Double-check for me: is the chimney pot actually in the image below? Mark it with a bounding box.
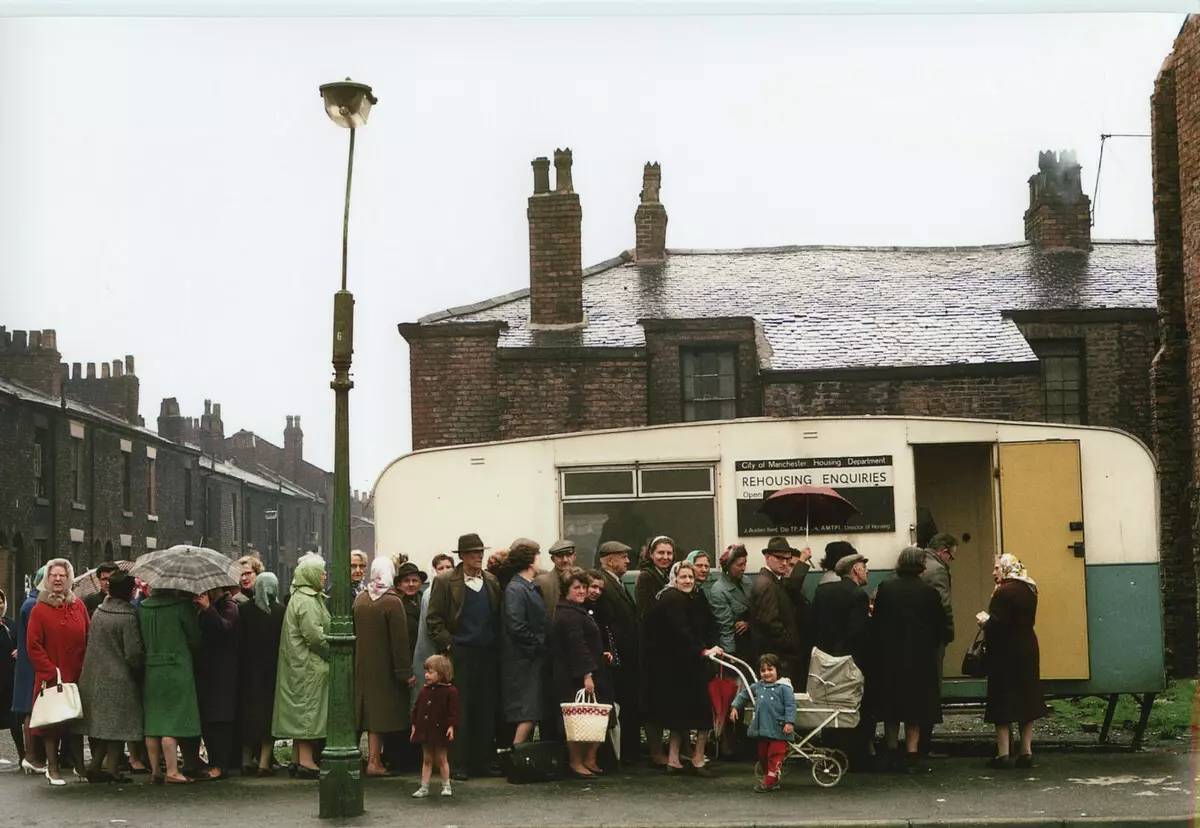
[205,399,212,415]
[42,329,56,350]
[286,415,294,429]
[101,362,110,379]
[532,157,551,195]
[294,415,300,428]
[553,148,574,193]
[125,355,134,375]
[29,331,42,349]
[213,402,222,420]
[72,362,82,380]
[13,331,27,349]
[113,359,123,377]
[87,363,96,379]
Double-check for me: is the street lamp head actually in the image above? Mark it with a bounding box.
[319,78,378,129]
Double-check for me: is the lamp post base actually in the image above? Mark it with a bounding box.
[318,751,364,819]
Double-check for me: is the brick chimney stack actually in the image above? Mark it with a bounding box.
[0,327,63,397]
[635,162,668,262]
[1024,150,1092,252]
[284,414,304,483]
[528,148,585,328]
[158,397,184,443]
[199,399,226,460]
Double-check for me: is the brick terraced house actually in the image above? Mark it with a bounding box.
[399,148,1166,661]
[0,328,374,603]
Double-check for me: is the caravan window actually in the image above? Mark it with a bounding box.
[560,466,716,568]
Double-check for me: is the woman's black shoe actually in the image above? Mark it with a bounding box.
[295,766,320,780]
[986,754,1015,770]
[1015,753,1037,769]
[287,763,298,778]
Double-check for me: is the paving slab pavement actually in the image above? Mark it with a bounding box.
[0,746,1192,827]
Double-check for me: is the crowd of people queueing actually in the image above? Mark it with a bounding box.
[0,529,1047,796]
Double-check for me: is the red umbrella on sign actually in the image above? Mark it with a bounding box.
[757,485,860,538]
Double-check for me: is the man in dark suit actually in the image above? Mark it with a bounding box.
[426,533,503,781]
[748,537,812,681]
[594,541,641,765]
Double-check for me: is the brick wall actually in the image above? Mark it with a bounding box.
[1151,51,1195,677]
[0,329,61,398]
[644,319,762,425]
[1014,318,1158,446]
[399,321,504,450]
[763,369,1044,421]
[1152,17,1200,677]
[497,350,647,439]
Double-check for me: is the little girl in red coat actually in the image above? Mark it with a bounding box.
[410,654,460,798]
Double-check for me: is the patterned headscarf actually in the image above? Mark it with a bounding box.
[253,572,279,614]
[996,553,1037,591]
[366,556,395,602]
[719,544,748,573]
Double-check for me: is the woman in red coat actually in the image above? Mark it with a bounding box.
[26,558,90,786]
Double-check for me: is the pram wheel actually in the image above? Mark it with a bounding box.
[824,748,849,772]
[811,755,844,788]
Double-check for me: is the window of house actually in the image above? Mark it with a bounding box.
[1032,340,1086,424]
[232,493,239,542]
[121,452,132,512]
[146,453,157,517]
[184,468,193,521]
[559,465,717,569]
[70,436,84,503]
[681,348,738,422]
[33,428,48,499]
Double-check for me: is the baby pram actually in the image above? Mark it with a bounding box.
[709,648,864,788]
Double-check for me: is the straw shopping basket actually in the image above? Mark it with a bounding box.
[560,689,612,743]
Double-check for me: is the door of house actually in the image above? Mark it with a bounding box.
[997,440,1089,680]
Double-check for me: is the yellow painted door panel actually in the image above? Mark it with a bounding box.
[998,441,1089,680]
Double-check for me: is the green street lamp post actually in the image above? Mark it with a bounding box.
[317,77,377,820]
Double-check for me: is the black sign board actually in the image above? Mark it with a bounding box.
[734,455,896,536]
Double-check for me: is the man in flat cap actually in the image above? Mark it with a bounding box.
[535,539,578,621]
[812,551,873,770]
[594,541,641,764]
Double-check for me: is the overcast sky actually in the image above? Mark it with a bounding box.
[0,12,1184,492]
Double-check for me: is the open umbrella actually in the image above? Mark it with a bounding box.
[130,544,242,594]
[757,485,860,538]
[73,560,135,599]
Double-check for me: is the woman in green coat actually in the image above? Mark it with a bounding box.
[139,588,202,785]
[272,555,330,778]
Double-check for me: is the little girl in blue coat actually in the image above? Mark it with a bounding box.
[730,653,796,792]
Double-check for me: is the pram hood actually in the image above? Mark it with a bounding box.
[805,648,864,710]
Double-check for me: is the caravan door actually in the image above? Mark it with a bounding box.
[997,440,1089,680]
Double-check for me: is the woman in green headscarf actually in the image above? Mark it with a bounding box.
[272,555,330,779]
[237,572,285,776]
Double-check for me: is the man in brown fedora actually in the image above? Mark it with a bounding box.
[748,536,814,681]
[426,533,503,780]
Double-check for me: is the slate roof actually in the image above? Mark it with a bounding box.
[418,241,1156,371]
[0,376,177,445]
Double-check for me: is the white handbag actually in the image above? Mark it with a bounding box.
[560,689,612,744]
[30,668,84,730]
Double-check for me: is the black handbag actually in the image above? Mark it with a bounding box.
[501,740,565,784]
[961,630,988,678]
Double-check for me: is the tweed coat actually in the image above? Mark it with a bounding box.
[353,589,412,733]
[79,599,145,741]
[139,591,202,738]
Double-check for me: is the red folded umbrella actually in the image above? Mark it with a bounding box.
[708,670,740,745]
[756,485,860,536]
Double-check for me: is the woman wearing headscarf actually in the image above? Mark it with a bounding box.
[11,566,46,774]
[552,569,612,778]
[870,546,947,773]
[26,558,90,785]
[140,585,202,785]
[635,535,675,767]
[685,550,719,643]
[353,556,412,777]
[274,554,331,779]
[643,561,723,776]
[709,544,754,660]
[0,588,22,764]
[78,573,144,783]
[980,553,1046,769]
[500,541,549,746]
[237,572,285,776]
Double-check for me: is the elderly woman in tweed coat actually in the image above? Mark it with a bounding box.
[79,572,145,782]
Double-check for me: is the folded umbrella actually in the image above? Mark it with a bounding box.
[73,560,135,599]
[708,669,740,757]
[130,544,243,595]
[756,485,860,538]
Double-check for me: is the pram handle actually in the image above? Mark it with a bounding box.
[707,652,759,700]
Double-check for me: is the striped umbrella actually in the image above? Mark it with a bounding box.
[130,545,242,594]
[74,560,136,599]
